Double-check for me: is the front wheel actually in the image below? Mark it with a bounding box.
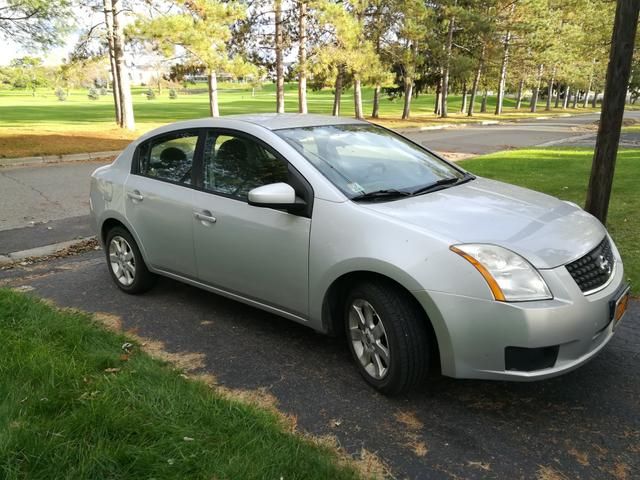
[344,281,430,395]
[105,226,156,294]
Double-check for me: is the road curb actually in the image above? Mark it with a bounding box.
[0,151,120,168]
[0,236,97,266]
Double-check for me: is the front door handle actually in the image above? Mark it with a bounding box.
[194,210,217,224]
[127,190,144,202]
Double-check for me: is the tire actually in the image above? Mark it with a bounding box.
[105,226,156,294]
[344,280,429,395]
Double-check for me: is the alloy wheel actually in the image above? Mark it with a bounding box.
[348,299,391,379]
[108,235,136,286]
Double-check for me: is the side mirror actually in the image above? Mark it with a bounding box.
[248,182,302,209]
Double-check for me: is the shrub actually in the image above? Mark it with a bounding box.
[169,88,178,99]
[145,88,156,100]
[99,87,108,96]
[55,87,67,101]
[87,87,100,100]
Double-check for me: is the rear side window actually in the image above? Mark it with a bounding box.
[137,131,199,185]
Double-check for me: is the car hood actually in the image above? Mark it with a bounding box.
[361,177,606,269]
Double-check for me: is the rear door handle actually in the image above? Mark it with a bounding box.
[194,210,217,224]
[127,190,144,202]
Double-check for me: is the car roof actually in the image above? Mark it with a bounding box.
[134,114,368,145]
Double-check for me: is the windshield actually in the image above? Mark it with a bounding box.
[276,124,466,199]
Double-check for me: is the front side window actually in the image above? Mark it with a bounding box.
[138,131,199,184]
[202,132,288,200]
[276,124,467,198]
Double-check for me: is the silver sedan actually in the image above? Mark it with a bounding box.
[90,114,630,394]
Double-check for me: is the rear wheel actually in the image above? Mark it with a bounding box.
[344,281,429,395]
[105,226,156,294]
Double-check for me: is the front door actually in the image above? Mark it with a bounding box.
[192,130,311,317]
[125,129,201,278]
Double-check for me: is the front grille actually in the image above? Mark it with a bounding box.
[565,237,615,293]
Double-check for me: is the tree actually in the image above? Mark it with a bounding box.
[131,0,248,118]
[297,0,308,113]
[7,56,49,94]
[390,0,432,119]
[0,0,72,48]
[103,0,121,126]
[311,0,385,119]
[110,0,135,130]
[585,0,639,223]
[439,0,457,118]
[274,0,285,113]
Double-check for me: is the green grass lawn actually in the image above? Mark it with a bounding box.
[460,148,639,292]
[0,83,600,157]
[0,289,364,479]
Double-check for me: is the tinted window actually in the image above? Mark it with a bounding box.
[276,124,465,198]
[138,131,199,184]
[202,132,288,200]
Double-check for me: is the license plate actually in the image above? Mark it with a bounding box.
[610,285,631,328]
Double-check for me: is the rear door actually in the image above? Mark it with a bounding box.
[125,129,202,278]
[191,129,312,317]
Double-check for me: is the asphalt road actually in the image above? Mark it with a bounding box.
[3,111,640,239]
[405,111,640,156]
[1,251,638,479]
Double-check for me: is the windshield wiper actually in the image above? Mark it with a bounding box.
[352,189,413,202]
[411,173,474,196]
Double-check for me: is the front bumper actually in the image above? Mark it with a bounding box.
[416,254,627,381]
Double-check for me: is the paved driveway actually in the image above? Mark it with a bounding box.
[2,251,638,479]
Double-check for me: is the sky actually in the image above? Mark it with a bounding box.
[2,35,79,66]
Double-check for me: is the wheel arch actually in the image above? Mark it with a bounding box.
[320,270,441,372]
[99,213,150,265]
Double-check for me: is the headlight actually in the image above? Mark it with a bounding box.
[450,244,552,302]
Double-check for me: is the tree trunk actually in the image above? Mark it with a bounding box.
[332,67,343,116]
[402,76,413,119]
[354,76,363,119]
[103,0,121,125]
[275,0,285,113]
[583,62,594,108]
[563,85,570,109]
[297,0,307,114]
[530,64,543,112]
[591,90,599,108]
[572,89,579,108]
[554,84,561,108]
[434,78,441,116]
[545,65,556,111]
[495,28,512,115]
[440,8,456,118]
[585,0,639,223]
[468,45,485,117]
[372,83,380,118]
[515,78,524,109]
[111,0,134,130]
[480,89,488,113]
[460,80,467,113]
[207,72,219,117]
